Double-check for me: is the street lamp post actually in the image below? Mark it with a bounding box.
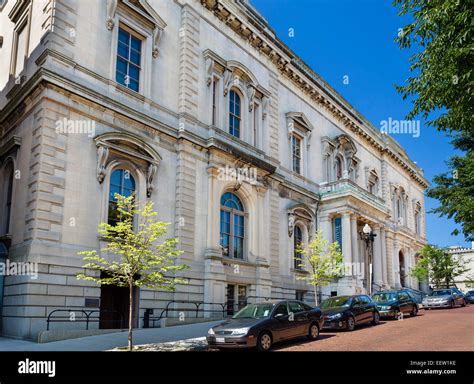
[360,223,377,296]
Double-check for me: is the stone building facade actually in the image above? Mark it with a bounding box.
[0,0,429,340]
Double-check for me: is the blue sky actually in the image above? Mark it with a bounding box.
[251,0,470,248]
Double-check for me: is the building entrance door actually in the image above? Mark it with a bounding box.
[99,277,138,329]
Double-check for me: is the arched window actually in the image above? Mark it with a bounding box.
[220,192,245,259]
[2,163,14,234]
[229,90,241,138]
[335,157,343,180]
[108,169,136,226]
[294,226,303,270]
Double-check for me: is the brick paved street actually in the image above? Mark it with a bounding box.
[274,305,474,351]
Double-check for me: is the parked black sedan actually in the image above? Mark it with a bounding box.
[206,300,323,351]
[321,295,380,331]
[372,290,418,319]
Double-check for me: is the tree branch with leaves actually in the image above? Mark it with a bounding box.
[77,194,190,351]
[295,230,344,306]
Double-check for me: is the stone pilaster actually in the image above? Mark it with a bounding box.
[174,142,197,259]
[178,4,200,123]
[267,72,279,159]
[372,224,383,290]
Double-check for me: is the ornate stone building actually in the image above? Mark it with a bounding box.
[0,0,429,339]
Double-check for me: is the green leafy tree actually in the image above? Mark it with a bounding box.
[295,230,344,306]
[410,244,469,288]
[77,194,190,351]
[393,0,474,241]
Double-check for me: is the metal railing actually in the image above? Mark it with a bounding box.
[46,309,125,330]
[142,300,228,328]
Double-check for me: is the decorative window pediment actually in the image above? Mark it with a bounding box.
[287,204,315,237]
[106,0,166,58]
[286,112,313,141]
[94,132,161,197]
[322,134,359,181]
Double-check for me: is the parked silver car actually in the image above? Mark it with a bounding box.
[422,288,466,309]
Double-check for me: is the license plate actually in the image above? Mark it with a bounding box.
[216,337,225,343]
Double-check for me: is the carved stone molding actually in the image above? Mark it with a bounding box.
[106,0,118,30]
[96,145,109,183]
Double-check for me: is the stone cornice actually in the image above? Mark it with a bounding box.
[199,0,429,189]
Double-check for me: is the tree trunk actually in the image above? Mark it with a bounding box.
[313,285,318,307]
[128,282,133,351]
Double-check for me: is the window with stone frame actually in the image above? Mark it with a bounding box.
[107,168,136,226]
[116,25,143,92]
[220,192,246,260]
[228,89,242,138]
[414,201,422,234]
[293,225,304,269]
[367,170,379,195]
[8,0,32,78]
[286,112,313,178]
[291,134,302,174]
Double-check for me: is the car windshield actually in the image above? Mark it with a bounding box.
[431,290,451,296]
[232,303,275,319]
[320,297,351,309]
[373,292,398,302]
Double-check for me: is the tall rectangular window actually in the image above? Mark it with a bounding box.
[116,27,142,92]
[334,217,342,250]
[292,135,302,174]
[14,23,28,77]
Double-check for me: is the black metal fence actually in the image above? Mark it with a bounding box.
[46,309,125,331]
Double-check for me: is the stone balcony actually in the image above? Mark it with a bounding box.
[319,178,389,214]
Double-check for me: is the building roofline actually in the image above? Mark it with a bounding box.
[200,0,430,189]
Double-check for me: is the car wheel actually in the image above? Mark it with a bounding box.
[371,311,380,325]
[346,316,355,331]
[411,305,418,316]
[450,300,455,309]
[257,331,272,352]
[307,323,319,340]
[393,309,400,320]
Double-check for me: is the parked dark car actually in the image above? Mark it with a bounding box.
[465,290,474,304]
[320,295,380,331]
[372,290,418,319]
[206,300,323,351]
[422,288,466,309]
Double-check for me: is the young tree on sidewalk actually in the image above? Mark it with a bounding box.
[295,230,344,306]
[77,194,190,351]
[410,245,469,289]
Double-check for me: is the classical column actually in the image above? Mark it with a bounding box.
[392,239,401,288]
[341,212,352,275]
[380,227,388,287]
[385,232,395,288]
[319,214,332,243]
[372,224,383,290]
[350,214,359,278]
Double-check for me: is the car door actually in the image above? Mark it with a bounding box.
[351,296,365,323]
[271,302,292,341]
[359,295,374,322]
[453,290,463,305]
[398,292,410,313]
[288,301,310,337]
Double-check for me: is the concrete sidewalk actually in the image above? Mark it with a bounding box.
[0,320,224,351]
